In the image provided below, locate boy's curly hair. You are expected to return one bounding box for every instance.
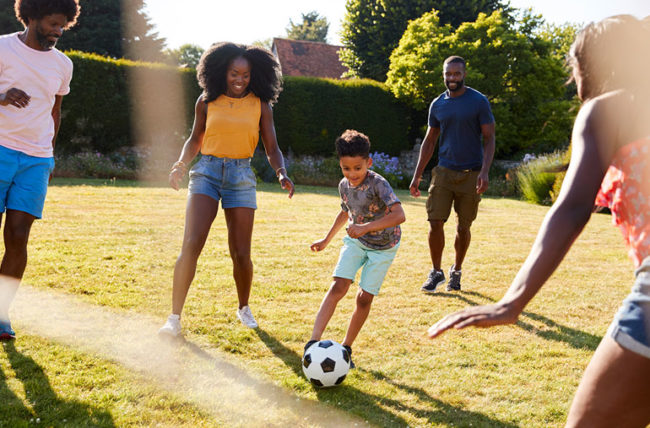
[197,42,283,104]
[15,0,80,29]
[335,130,371,159]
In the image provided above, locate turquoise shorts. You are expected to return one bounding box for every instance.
[188,155,257,209]
[332,236,400,295]
[0,145,54,219]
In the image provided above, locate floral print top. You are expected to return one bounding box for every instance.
[595,139,650,267]
[339,170,401,250]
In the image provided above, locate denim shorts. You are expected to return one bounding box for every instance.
[607,256,650,358]
[0,144,54,219]
[332,236,400,296]
[188,155,257,209]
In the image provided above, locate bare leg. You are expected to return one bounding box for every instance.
[566,335,650,428]
[453,224,471,271]
[171,194,218,315]
[0,210,36,319]
[310,277,352,341]
[224,207,255,309]
[428,220,445,271]
[342,289,374,347]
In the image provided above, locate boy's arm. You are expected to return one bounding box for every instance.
[347,203,406,238]
[311,210,349,252]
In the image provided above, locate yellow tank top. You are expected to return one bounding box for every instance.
[201,93,261,158]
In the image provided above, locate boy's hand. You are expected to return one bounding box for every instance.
[346,223,367,239]
[310,238,328,252]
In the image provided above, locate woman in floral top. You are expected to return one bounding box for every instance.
[428,15,650,427]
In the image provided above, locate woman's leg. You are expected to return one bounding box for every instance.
[566,335,650,428]
[171,194,218,315]
[223,207,255,308]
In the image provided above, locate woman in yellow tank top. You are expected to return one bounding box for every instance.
[159,42,294,335]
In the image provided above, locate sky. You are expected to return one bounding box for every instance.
[144,0,650,50]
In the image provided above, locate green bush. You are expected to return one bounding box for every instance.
[514,151,567,205]
[274,77,413,156]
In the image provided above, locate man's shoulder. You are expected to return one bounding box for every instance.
[430,91,448,106]
[52,48,73,67]
[465,87,489,101]
[0,32,18,47]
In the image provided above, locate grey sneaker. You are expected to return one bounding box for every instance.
[447,265,461,291]
[237,305,258,328]
[421,269,445,293]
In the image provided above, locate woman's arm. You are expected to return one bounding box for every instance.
[169,96,206,190]
[260,102,294,198]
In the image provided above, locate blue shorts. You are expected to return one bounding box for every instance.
[0,145,54,219]
[332,236,400,296]
[188,155,257,209]
[607,257,650,358]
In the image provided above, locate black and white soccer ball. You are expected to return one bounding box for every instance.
[302,340,350,387]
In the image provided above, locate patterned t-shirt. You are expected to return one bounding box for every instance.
[339,170,401,250]
[595,138,650,267]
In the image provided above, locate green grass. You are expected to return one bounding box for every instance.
[1,179,630,427]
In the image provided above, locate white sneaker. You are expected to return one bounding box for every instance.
[236,305,258,328]
[158,314,182,338]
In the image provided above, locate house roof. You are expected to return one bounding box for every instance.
[272,38,349,79]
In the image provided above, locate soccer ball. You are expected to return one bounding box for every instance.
[302,340,350,387]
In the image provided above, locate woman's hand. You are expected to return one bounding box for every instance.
[427,301,522,339]
[169,161,187,191]
[278,170,294,198]
[310,238,328,252]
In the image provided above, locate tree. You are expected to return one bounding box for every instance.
[0,0,167,61]
[286,11,328,42]
[386,9,579,157]
[165,43,204,69]
[340,0,506,81]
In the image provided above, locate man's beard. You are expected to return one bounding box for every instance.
[445,79,465,92]
[35,23,58,50]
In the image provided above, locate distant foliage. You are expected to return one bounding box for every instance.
[514,150,567,205]
[386,9,579,157]
[339,0,505,81]
[286,11,329,42]
[165,44,204,69]
[370,152,409,188]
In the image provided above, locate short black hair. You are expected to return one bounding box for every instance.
[197,42,283,104]
[15,0,80,29]
[335,129,371,159]
[443,55,466,68]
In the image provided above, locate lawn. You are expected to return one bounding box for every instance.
[1,179,630,427]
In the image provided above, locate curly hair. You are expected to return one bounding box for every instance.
[197,42,283,104]
[569,15,650,100]
[14,0,80,29]
[335,130,371,159]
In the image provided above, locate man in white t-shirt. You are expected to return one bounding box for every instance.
[0,0,80,340]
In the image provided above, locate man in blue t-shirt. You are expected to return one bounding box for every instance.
[409,55,495,293]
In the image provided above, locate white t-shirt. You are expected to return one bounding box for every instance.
[0,32,73,157]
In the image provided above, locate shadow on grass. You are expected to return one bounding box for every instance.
[1,341,115,426]
[255,329,517,428]
[427,291,601,351]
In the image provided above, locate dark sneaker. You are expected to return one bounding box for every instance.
[447,265,461,291]
[421,269,445,293]
[343,345,355,369]
[0,320,15,340]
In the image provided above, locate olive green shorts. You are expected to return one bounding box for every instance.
[426,165,481,228]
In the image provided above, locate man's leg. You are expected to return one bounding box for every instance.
[428,220,445,271]
[453,224,471,271]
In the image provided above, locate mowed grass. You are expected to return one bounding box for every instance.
[1,178,631,427]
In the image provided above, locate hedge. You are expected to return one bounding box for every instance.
[57,52,413,158]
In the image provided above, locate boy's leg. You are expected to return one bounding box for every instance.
[310,277,352,341]
[342,289,374,347]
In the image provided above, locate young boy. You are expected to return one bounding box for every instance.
[305,129,405,367]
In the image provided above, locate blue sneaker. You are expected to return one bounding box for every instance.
[0,320,15,340]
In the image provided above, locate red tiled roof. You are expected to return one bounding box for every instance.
[272,38,349,79]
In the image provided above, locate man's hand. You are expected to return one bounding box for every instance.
[476,171,489,194]
[0,88,31,108]
[409,176,422,197]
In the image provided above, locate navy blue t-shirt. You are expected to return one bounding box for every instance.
[428,87,494,171]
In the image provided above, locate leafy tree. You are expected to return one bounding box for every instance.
[0,0,166,61]
[340,0,506,80]
[386,9,579,157]
[286,11,328,42]
[165,43,204,69]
